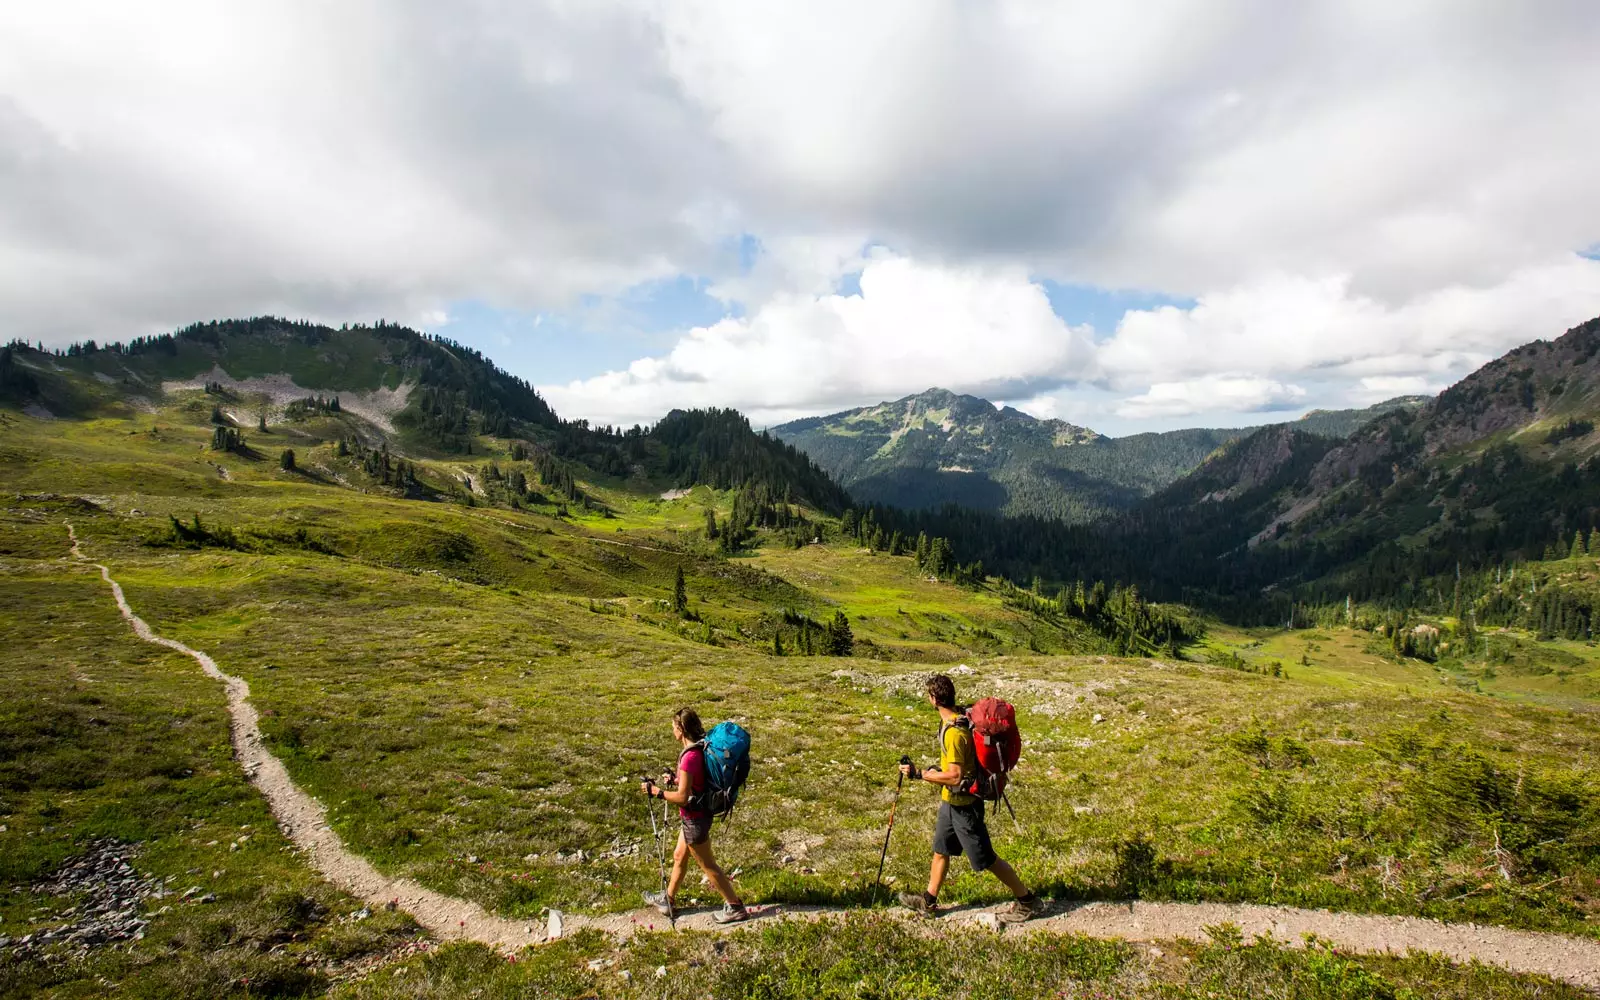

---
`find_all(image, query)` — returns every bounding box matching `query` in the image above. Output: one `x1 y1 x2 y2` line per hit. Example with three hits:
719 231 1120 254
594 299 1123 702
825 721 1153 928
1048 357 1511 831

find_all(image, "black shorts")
933 800 997 872
682 813 712 846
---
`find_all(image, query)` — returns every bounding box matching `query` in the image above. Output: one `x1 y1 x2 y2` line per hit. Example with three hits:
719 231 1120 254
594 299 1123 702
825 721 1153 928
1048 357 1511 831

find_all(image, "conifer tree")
772 631 783 656
704 507 718 539
279 448 295 471
825 611 854 656
672 566 688 616
1572 531 1586 559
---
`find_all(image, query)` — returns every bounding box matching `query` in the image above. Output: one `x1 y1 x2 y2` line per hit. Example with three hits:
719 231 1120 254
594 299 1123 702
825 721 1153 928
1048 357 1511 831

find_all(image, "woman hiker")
640 707 750 923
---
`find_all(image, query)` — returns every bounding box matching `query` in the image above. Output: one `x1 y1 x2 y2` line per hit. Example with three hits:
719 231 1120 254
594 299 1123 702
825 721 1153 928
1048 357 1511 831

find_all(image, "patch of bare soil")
162 367 413 434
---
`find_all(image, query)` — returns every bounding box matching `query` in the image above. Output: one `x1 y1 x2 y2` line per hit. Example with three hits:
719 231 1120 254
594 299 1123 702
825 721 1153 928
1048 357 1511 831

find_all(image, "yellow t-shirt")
939 723 978 806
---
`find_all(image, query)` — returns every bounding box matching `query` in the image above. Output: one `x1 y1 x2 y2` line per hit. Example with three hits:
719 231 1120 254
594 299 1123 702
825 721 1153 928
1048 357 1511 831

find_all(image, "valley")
3 321 1600 997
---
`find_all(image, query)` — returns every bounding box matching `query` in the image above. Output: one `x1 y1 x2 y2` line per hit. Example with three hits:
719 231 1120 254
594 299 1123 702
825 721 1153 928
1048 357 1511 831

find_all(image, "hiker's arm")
920 763 962 787
650 764 694 806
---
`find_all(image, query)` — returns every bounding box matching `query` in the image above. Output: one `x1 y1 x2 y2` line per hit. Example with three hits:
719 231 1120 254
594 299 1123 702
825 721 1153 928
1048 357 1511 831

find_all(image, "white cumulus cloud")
1098 256 1600 391
540 252 1097 427
1115 376 1306 420
4 2 1600 432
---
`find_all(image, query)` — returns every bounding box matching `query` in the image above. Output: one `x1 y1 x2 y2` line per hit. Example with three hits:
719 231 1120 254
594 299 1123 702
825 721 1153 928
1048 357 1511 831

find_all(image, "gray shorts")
682 813 712 846
933 800 997 872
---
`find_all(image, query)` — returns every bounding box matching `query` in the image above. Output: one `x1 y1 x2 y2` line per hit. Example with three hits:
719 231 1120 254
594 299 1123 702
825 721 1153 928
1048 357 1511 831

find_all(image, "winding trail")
65 523 1600 989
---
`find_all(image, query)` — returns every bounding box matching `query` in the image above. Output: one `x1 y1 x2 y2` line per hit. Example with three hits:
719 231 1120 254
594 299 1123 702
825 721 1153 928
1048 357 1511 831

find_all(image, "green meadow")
4 397 1600 997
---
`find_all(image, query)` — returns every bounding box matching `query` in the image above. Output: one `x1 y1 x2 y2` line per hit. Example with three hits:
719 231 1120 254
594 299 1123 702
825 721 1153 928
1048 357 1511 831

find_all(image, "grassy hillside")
6 388 1600 996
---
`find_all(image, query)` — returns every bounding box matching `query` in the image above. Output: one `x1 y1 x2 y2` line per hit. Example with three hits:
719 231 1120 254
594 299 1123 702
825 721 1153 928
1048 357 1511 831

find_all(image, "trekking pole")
661 794 675 928
644 780 667 895
874 756 912 903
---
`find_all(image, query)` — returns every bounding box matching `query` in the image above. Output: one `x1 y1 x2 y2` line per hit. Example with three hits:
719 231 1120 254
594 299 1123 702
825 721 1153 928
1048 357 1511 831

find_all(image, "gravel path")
64 523 1600 989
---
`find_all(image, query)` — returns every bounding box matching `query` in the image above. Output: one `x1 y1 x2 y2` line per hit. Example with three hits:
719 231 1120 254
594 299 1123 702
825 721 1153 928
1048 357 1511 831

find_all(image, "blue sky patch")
1038 280 1194 337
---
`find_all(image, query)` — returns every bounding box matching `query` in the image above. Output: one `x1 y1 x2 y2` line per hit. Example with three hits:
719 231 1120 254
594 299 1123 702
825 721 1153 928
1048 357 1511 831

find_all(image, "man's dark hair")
925 674 957 709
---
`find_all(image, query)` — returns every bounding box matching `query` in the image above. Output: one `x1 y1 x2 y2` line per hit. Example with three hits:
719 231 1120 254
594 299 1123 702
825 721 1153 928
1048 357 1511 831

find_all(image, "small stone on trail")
586 958 613 971
655 965 667 978
781 855 794 865
619 970 632 982
1092 713 1105 724
1150 946 1165 958
199 894 217 904
972 913 1001 932
353 907 371 921
547 909 563 940
467 855 480 864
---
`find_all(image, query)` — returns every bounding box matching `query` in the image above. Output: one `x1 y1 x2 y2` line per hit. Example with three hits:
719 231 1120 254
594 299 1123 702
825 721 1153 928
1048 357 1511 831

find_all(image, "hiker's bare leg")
987 858 1029 898
686 839 743 906
666 831 691 899
927 852 951 898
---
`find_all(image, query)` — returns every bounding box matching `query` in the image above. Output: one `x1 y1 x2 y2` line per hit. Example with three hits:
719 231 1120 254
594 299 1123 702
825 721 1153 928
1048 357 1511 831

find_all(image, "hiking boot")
997 894 1045 924
642 891 675 918
712 903 750 924
898 891 937 914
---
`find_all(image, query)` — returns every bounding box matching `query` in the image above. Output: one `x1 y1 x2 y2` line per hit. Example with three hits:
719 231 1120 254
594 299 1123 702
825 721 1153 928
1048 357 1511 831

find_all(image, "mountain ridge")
773 386 1424 523
2 318 850 512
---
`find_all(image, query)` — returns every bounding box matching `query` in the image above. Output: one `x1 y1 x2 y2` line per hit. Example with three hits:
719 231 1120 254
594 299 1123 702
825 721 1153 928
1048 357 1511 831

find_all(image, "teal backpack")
697 721 751 818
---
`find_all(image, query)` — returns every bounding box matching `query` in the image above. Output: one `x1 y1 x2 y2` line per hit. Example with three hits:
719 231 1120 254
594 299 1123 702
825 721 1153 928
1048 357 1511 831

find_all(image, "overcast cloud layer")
4 1 1599 432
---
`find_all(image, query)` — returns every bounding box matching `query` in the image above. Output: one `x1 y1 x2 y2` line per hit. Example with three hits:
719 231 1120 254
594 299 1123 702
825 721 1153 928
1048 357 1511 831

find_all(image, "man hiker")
640 707 750 923
898 673 1043 921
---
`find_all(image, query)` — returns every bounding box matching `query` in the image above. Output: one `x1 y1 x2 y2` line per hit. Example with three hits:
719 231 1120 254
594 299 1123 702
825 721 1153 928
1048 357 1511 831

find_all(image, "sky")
3 3 1599 436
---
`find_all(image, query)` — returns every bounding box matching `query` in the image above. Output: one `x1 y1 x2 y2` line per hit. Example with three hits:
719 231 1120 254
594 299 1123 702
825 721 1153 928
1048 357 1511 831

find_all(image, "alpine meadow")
6 5 1600 999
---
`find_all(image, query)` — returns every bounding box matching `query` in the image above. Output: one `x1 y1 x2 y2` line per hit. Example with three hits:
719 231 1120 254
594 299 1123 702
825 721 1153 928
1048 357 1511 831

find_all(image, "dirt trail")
64 523 1600 989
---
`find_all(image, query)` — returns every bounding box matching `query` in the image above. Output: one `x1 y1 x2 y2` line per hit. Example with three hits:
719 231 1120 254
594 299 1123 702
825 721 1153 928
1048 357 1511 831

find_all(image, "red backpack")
944 698 1021 805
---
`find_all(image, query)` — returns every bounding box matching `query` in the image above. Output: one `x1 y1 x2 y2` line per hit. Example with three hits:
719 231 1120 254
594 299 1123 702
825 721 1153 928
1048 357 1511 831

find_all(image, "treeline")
285 395 341 419
0 345 38 398
531 450 597 511
210 426 247 454
996 578 1203 656
712 483 812 553
839 507 985 584
339 437 420 490
1475 554 1597 641
773 609 853 656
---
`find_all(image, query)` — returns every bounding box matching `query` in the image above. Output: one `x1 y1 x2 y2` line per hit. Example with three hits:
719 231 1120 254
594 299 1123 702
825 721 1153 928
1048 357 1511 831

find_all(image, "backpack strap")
937 715 975 789
680 742 710 812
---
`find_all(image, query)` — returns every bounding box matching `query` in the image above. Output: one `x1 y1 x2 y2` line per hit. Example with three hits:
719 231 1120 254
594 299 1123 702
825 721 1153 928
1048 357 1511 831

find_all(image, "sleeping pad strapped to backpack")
963 698 1020 801
695 721 751 818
